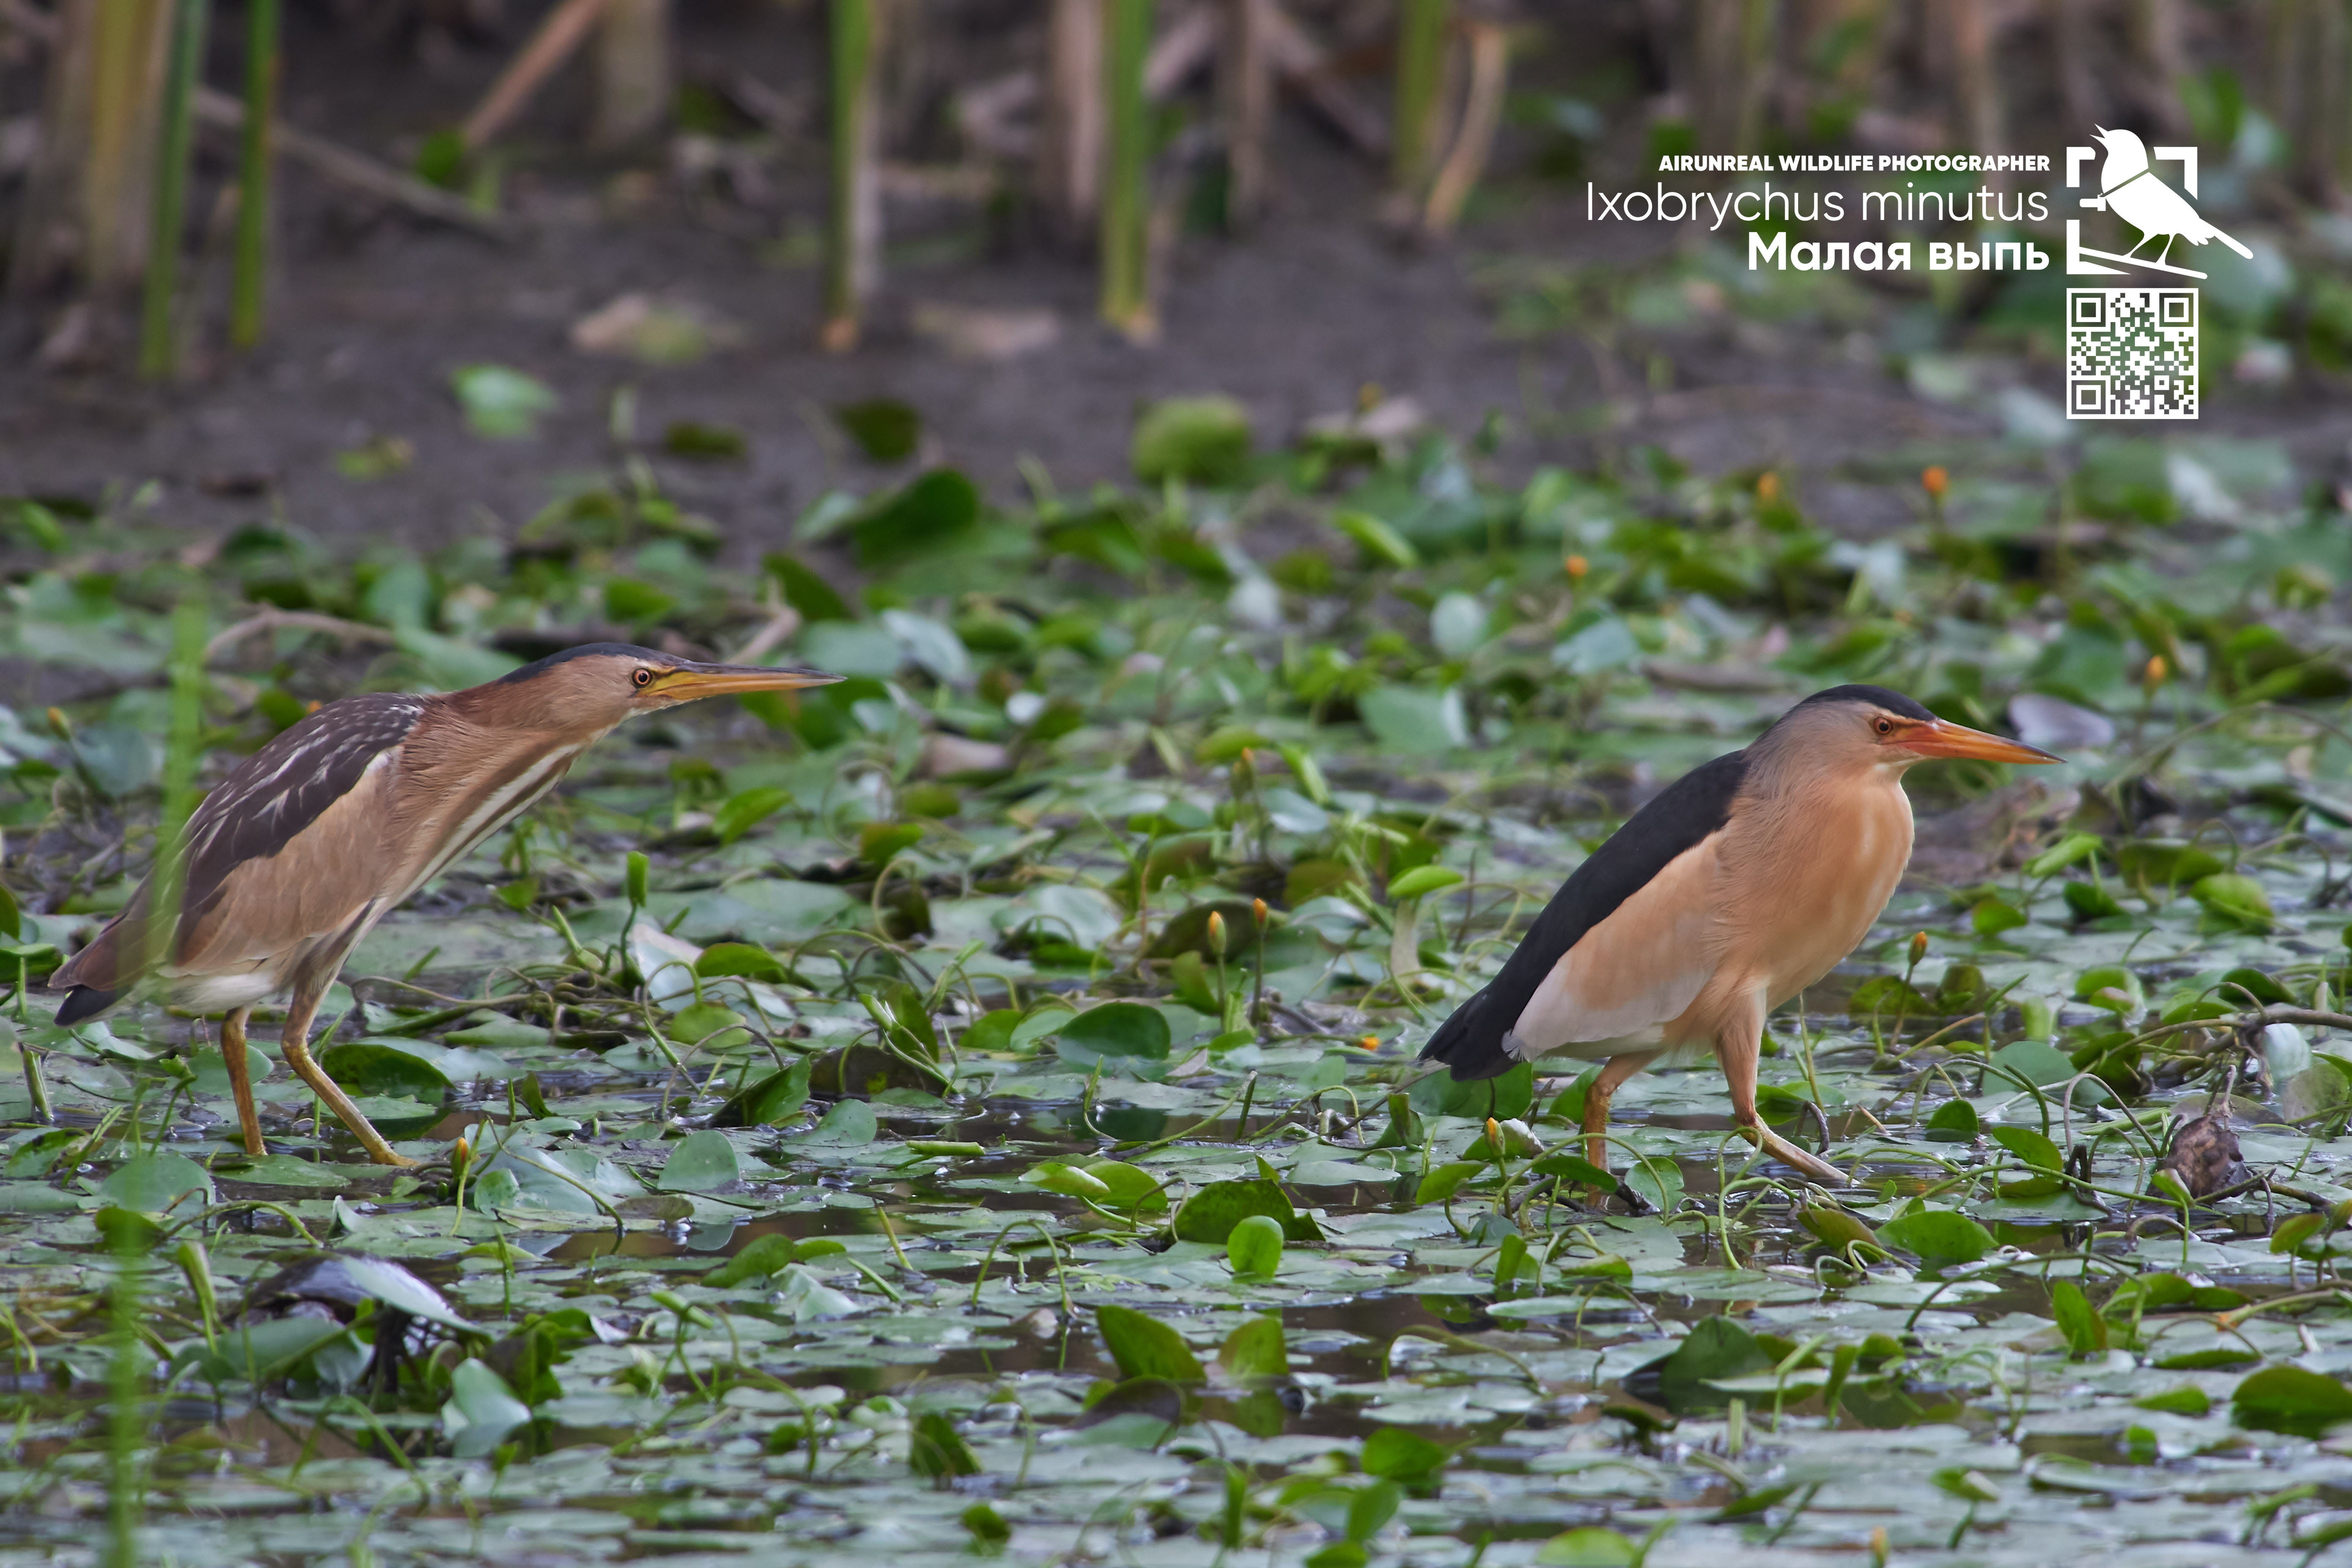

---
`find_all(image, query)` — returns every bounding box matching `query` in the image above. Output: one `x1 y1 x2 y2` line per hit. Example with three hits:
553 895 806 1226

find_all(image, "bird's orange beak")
650 663 844 700
1893 718 2063 765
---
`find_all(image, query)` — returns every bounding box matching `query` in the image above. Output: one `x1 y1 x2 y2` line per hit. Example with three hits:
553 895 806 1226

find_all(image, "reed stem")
1392 0 1450 194
1098 0 1154 341
822 0 880 353
138 0 205 379
229 0 277 350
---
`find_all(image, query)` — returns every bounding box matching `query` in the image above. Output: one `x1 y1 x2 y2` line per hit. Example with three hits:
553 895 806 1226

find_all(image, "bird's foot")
1740 1122 1849 1187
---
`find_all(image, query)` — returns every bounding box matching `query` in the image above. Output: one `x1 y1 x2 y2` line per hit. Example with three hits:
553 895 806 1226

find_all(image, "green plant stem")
230 0 280 348
105 1222 145 1568
823 0 877 349
1099 0 1153 339
1393 0 1450 192
140 0 209 381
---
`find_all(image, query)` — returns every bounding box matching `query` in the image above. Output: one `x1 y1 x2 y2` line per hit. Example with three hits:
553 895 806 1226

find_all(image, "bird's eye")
633 668 653 688
1875 717 1893 735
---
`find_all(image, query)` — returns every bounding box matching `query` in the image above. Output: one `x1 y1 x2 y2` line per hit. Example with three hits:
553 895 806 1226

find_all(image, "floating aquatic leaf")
658 1130 743 1191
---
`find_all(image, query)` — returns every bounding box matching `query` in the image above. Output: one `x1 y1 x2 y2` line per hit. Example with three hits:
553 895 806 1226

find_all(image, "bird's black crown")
1792 684 1935 721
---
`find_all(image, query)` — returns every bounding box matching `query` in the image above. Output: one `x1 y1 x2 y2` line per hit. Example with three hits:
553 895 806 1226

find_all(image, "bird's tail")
1417 988 1518 1081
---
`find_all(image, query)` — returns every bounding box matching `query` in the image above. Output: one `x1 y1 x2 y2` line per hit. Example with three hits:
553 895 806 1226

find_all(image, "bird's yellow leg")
1719 1015 1848 1187
277 984 417 1167
1581 1053 1657 1173
217 1007 267 1157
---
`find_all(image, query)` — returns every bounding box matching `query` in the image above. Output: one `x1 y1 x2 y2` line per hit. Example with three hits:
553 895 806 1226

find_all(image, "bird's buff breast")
1745 777 1914 1008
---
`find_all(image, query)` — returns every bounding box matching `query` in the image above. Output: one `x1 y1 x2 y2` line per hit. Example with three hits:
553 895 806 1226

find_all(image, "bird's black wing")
51 694 426 1021
1419 748 1749 1081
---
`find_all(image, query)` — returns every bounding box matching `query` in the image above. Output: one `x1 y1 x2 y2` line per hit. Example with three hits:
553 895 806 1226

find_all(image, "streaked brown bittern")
1420 685 2061 1186
49 644 840 1167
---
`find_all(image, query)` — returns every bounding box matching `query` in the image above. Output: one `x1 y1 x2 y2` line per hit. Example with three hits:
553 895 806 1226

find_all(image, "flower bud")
1252 897 1269 927
1359 1033 1381 1052
1485 1116 1502 1150
1910 931 1930 964
2146 654 2168 687
1206 911 1227 954
1564 554 1589 582
1921 465 1949 499
1756 471 1779 503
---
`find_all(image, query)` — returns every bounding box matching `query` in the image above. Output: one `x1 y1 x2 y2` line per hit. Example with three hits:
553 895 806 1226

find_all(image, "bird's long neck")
385 699 614 892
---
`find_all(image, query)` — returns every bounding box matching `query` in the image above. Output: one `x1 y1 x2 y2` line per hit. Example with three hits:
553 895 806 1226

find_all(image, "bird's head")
2093 126 2149 174
1776 685 2063 775
484 642 843 732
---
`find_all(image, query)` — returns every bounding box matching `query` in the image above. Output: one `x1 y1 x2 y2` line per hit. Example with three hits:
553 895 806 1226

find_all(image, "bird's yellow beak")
1895 718 2063 765
649 663 844 701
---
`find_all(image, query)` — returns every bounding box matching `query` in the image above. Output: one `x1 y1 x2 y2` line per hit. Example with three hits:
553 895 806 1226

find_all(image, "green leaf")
1386 865 1465 901
1925 1097 1979 1140
1361 1425 1449 1482
909 1410 980 1483
452 364 559 439
2233 1365 2352 1436
703 1234 802 1287
442 1358 533 1458
1534 1527 1637 1567
320 1042 452 1102
181 1318 348 1386
721 1056 813 1127
2049 1280 2108 1356
1096 1303 1205 1383
1333 509 1419 569
2133 1384 2212 1416
1638 1316 1771 1413
658 1129 742 1191
795 1099 878 1146
713 786 792 844
2063 880 2127 921
1022 1160 1112 1201
697 942 793 984
2270 1212 2326 1255
1877 1209 1995 1272
1344 1480 1401 1541
763 551 854 623
835 398 922 462
96 1151 214 1212
1132 395 1252 485
1359 685 1468 754
1988 1125 2064 1171
1796 1203 1878 1251
1528 1150 1617 1191
1408 1060 1533 1120
1415 1161 1486 1205
2026 832 2105 878
2192 872 2274 930
1052 1002 1171 1070
1227 1213 1285 1277
1218 1315 1287 1383
1971 897 2028 935
851 469 980 570
603 578 676 624
1171 1178 1319 1244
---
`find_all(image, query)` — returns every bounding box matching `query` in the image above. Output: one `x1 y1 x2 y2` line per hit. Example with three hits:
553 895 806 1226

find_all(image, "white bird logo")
2083 126 2251 269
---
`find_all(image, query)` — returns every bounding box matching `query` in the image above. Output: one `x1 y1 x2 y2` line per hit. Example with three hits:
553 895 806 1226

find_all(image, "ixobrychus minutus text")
1421 685 2061 1185
51 644 840 1166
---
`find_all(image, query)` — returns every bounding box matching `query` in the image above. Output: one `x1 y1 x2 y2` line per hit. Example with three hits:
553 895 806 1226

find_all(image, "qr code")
2067 288 2198 419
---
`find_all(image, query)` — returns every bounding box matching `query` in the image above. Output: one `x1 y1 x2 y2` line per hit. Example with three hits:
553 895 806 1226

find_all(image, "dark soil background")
1 0 2345 559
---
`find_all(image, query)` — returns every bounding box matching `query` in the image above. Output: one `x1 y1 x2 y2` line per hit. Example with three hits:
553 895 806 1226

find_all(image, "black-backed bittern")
1420 685 2061 1186
49 644 840 1166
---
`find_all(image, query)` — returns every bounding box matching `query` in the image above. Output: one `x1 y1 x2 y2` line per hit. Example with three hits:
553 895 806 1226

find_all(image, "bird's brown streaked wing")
171 748 406 981
1418 748 1749 1081
52 694 425 999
